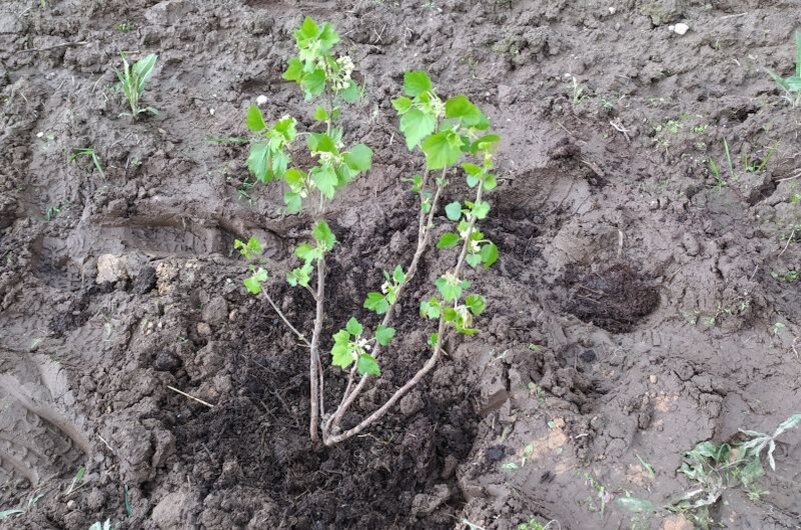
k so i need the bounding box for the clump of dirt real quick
[564,263,659,333]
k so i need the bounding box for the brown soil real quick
[1,1,801,529]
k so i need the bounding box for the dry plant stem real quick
[323,169,444,436]
[324,181,484,446]
[262,292,311,347]
[309,256,326,442]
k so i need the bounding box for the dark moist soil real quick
[2,1,801,529]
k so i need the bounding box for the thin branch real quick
[308,256,326,442]
[323,169,446,436]
[167,385,214,408]
[324,179,484,445]
[262,292,311,347]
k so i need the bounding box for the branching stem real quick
[262,292,311,348]
[308,256,326,442]
[323,171,482,445]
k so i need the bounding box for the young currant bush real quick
[235,17,500,446]
[113,53,158,119]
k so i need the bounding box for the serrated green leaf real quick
[274,116,297,141]
[318,22,340,50]
[472,200,490,219]
[357,354,381,376]
[392,265,406,283]
[297,17,320,40]
[435,276,469,302]
[287,263,312,287]
[339,80,362,102]
[312,220,336,250]
[465,294,486,316]
[301,68,326,98]
[400,108,436,150]
[437,232,460,249]
[311,165,338,198]
[346,317,363,336]
[246,105,267,132]
[420,296,441,319]
[466,253,482,268]
[243,267,268,295]
[403,70,433,97]
[247,143,271,183]
[308,133,338,154]
[344,143,373,172]
[375,325,396,346]
[364,292,389,314]
[427,332,439,347]
[445,201,462,221]
[483,173,497,190]
[295,242,316,261]
[445,95,481,125]
[284,191,302,213]
[332,341,354,369]
[392,96,413,114]
[313,106,328,122]
[283,57,303,81]
[422,130,463,170]
[480,242,498,268]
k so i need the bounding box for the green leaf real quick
[400,108,436,150]
[420,296,441,319]
[295,242,316,261]
[313,106,328,122]
[472,133,501,152]
[437,232,461,249]
[445,201,462,221]
[375,325,396,346]
[312,220,336,250]
[422,130,463,170]
[284,191,302,213]
[392,266,405,283]
[318,22,340,51]
[345,317,363,336]
[234,236,262,260]
[392,96,413,114]
[483,173,497,191]
[403,70,433,97]
[472,200,490,219]
[287,263,312,287]
[311,165,338,198]
[283,57,303,81]
[427,332,439,347]
[465,253,482,268]
[243,267,268,295]
[357,354,381,376]
[465,294,486,316]
[308,133,338,154]
[445,95,481,125]
[274,116,297,141]
[247,143,270,182]
[301,68,326,98]
[339,80,362,102]
[297,17,320,40]
[246,105,267,132]
[344,144,373,172]
[364,292,389,314]
[331,332,354,369]
[480,243,498,268]
[435,276,469,302]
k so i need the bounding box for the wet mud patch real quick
[562,263,659,333]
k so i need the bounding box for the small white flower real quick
[256,95,269,107]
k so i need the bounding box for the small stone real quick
[256,95,268,106]
[96,254,128,284]
[608,6,616,14]
[673,23,689,35]
[154,351,180,372]
[197,322,211,336]
[66,499,76,510]
[228,310,237,321]
[133,265,157,294]
[649,200,659,210]
[399,392,424,416]
[202,296,228,326]
[579,349,596,362]
[649,374,658,384]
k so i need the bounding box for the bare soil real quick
[1,0,800,529]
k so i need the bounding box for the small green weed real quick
[113,53,158,119]
[765,31,801,107]
[771,269,799,283]
[517,518,560,530]
[116,21,134,32]
[89,520,113,530]
[671,414,801,524]
[708,139,777,188]
[69,147,105,178]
